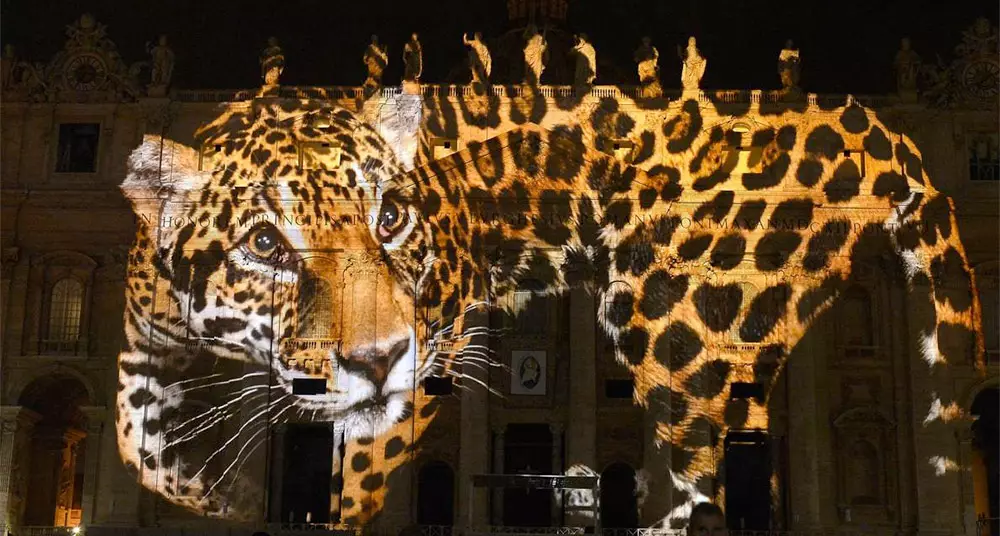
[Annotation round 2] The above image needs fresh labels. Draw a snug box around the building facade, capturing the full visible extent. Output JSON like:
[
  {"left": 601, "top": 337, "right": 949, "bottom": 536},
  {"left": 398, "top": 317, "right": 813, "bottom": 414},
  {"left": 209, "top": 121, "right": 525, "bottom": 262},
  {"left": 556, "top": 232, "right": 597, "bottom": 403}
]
[{"left": 1, "top": 9, "right": 998, "bottom": 536}]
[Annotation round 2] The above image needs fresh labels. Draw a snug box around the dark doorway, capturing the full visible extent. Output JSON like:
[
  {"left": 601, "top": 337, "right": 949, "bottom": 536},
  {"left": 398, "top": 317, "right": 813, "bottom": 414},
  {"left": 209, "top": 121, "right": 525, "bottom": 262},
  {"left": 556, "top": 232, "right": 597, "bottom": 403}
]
[
  {"left": 724, "top": 430, "right": 771, "bottom": 530},
  {"left": 600, "top": 463, "right": 638, "bottom": 528},
  {"left": 417, "top": 461, "right": 455, "bottom": 525},
  {"left": 18, "top": 374, "right": 91, "bottom": 527},
  {"left": 282, "top": 424, "right": 333, "bottom": 523},
  {"left": 503, "top": 423, "right": 554, "bottom": 527},
  {"left": 972, "top": 387, "right": 999, "bottom": 536}
]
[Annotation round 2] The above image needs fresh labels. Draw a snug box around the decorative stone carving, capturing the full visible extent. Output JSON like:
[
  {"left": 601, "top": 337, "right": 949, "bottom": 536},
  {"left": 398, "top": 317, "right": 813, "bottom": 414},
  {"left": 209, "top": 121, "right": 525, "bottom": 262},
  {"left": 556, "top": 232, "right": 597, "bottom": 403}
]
[
  {"left": 923, "top": 18, "right": 998, "bottom": 109},
  {"left": 2, "top": 247, "right": 19, "bottom": 273},
  {"left": 4, "top": 14, "right": 145, "bottom": 103},
  {"left": 403, "top": 33, "right": 423, "bottom": 83},
  {"left": 633, "top": 36, "right": 662, "bottom": 97},
  {"left": 523, "top": 24, "right": 548, "bottom": 84},
  {"left": 679, "top": 36, "right": 706, "bottom": 92},
  {"left": 463, "top": 32, "right": 492, "bottom": 85},
  {"left": 572, "top": 33, "right": 596, "bottom": 87},
  {"left": 147, "top": 34, "right": 174, "bottom": 97},
  {"left": 363, "top": 35, "right": 387, "bottom": 91},
  {"left": 260, "top": 36, "right": 284, "bottom": 87},
  {"left": 778, "top": 39, "right": 801, "bottom": 91}
]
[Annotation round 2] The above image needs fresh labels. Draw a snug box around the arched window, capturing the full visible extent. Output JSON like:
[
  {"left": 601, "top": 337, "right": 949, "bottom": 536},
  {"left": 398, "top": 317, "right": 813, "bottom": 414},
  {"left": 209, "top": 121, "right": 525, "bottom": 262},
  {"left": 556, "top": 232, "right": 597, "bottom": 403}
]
[
  {"left": 603, "top": 281, "right": 634, "bottom": 329},
  {"left": 600, "top": 462, "right": 638, "bottom": 529},
  {"left": 840, "top": 286, "right": 874, "bottom": 347},
  {"left": 48, "top": 278, "right": 84, "bottom": 342},
  {"left": 298, "top": 276, "right": 334, "bottom": 339},
  {"left": 729, "top": 281, "right": 758, "bottom": 343},
  {"left": 417, "top": 461, "right": 455, "bottom": 526},
  {"left": 509, "top": 279, "right": 547, "bottom": 337}
]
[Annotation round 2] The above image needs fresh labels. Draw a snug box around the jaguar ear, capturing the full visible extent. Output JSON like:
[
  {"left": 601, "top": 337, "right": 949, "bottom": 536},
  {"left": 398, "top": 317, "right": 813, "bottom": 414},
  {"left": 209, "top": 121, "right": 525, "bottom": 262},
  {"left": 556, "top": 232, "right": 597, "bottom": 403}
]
[
  {"left": 121, "top": 134, "right": 206, "bottom": 208},
  {"left": 372, "top": 94, "right": 422, "bottom": 171}
]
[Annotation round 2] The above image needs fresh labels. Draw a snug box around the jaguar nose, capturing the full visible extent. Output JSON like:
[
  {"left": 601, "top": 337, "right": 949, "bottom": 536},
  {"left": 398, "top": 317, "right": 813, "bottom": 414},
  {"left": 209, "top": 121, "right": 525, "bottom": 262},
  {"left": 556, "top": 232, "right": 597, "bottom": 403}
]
[{"left": 339, "top": 337, "right": 411, "bottom": 386}]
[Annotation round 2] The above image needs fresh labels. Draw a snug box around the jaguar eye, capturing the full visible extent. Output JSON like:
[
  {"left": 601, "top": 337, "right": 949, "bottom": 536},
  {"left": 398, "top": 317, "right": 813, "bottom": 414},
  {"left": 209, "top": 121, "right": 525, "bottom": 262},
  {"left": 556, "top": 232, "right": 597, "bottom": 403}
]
[
  {"left": 245, "top": 224, "right": 286, "bottom": 261},
  {"left": 377, "top": 198, "right": 407, "bottom": 240}
]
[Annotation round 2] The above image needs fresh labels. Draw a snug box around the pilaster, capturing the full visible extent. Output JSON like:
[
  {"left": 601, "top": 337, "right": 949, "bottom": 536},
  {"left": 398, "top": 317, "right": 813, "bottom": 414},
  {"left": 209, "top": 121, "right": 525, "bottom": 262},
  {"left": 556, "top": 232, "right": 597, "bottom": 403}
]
[
  {"left": 458, "top": 302, "right": 490, "bottom": 528},
  {"left": 565, "top": 286, "right": 596, "bottom": 527},
  {"left": 0, "top": 406, "right": 41, "bottom": 533}
]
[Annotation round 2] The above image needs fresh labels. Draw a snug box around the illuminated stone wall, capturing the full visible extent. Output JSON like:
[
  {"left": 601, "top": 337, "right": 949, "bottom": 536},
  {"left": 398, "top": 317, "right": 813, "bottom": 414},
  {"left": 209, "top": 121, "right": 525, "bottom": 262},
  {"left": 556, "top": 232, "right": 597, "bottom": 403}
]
[{"left": 0, "top": 15, "right": 997, "bottom": 536}]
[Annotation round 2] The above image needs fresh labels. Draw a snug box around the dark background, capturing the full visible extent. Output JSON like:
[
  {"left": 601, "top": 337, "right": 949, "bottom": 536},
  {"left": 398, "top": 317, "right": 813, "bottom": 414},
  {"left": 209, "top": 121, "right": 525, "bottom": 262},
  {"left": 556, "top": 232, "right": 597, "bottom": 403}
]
[{"left": 1, "top": 0, "right": 996, "bottom": 93}]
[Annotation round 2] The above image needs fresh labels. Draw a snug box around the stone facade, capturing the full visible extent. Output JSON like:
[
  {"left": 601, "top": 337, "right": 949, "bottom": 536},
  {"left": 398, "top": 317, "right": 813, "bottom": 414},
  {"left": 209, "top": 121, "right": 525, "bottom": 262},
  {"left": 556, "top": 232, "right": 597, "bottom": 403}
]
[{"left": 1, "top": 13, "right": 998, "bottom": 536}]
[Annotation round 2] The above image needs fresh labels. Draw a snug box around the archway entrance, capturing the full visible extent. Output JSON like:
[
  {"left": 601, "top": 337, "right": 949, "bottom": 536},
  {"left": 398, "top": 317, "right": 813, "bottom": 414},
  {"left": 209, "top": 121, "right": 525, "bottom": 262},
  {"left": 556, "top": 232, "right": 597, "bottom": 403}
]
[
  {"left": 971, "top": 387, "right": 999, "bottom": 536},
  {"left": 599, "top": 463, "right": 637, "bottom": 529},
  {"left": 17, "top": 374, "right": 91, "bottom": 527},
  {"left": 724, "top": 430, "right": 771, "bottom": 531}
]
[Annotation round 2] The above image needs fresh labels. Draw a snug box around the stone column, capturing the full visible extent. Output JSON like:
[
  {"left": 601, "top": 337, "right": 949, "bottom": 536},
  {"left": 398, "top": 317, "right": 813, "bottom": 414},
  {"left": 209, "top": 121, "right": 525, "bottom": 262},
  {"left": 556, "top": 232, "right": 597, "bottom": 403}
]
[
  {"left": 330, "top": 424, "right": 343, "bottom": 523},
  {"left": 491, "top": 426, "right": 505, "bottom": 524},
  {"left": 0, "top": 407, "right": 40, "bottom": 533},
  {"left": 458, "top": 299, "right": 491, "bottom": 528},
  {"left": 80, "top": 407, "right": 105, "bottom": 525},
  {"left": 784, "top": 285, "right": 824, "bottom": 530},
  {"left": 3, "top": 255, "right": 30, "bottom": 357},
  {"left": 269, "top": 423, "right": 287, "bottom": 522},
  {"left": 550, "top": 423, "right": 564, "bottom": 526},
  {"left": 886, "top": 280, "right": 916, "bottom": 531},
  {"left": 53, "top": 428, "right": 86, "bottom": 526},
  {"left": 904, "top": 276, "right": 964, "bottom": 536},
  {"left": 566, "top": 286, "right": 596, "bottom": 527}
]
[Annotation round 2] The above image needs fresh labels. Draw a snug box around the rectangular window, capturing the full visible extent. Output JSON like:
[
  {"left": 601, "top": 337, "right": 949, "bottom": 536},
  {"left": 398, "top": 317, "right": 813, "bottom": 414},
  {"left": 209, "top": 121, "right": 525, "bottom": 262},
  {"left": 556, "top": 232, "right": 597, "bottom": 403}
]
[
  {"left": 844, "top": 149, "right": 866, "bottom": 178},
  {"left": 423, "top": 376, "right": 453, "bottom": 396},
  {"left": 432, "top": 138, "right": 458, "bottom": 160},
  {"left": 55, "top": 123, "right": 100, "bottom": 173},
  {"left": 604, "top": 378, "right": 634, "bottom": 399},
  {"left": 730, "top": 382, "right": 765, "bottom": 401},
  {"left": 300, "top": 141, "right": 342, "bottom": 171},
  {"left": 292, "top": 378, "right": 326, "bottom": 395},
  {"left": 200, "top": 142, "right": 224, "bottom": 171},
  {"left": 970, "top": 133, "right": 1000, "bottom": 182}
]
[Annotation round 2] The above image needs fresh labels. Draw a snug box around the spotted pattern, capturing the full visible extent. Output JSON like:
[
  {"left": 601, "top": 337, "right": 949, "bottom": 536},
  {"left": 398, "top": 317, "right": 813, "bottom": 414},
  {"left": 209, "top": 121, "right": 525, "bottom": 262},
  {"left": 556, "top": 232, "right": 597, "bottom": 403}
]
[{"left": 117, "top": 85, "right": 984, "bottom": 526}]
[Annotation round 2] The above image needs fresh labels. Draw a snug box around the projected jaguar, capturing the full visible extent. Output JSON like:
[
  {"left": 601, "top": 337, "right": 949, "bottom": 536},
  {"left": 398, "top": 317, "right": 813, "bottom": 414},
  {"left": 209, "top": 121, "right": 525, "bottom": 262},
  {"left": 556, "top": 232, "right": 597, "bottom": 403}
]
[{"left": 116, "top": 90, "right": 984, "bottom": 523}]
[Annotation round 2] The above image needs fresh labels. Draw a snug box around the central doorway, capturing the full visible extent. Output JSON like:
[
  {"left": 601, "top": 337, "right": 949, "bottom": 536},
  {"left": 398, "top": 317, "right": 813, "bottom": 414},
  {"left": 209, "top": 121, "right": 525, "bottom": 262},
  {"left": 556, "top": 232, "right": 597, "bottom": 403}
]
[
  {"left": 503, "top": 423, "right": 553, "bottom": 527},
  {"left": 281, "top": 424, "right": 334, "bottom": 523},
  {"left": 724, "top": 430, "right": 771, "bottom": 530}
]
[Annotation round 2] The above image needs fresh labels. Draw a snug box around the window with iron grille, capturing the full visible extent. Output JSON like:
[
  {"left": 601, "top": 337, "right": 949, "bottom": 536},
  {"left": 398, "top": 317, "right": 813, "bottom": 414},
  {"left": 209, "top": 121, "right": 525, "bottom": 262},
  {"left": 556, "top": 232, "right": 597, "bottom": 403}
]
[
  {"left": 48, "top": 278, "right": 84, "bottom": 342},
  {"left": 55, "top": 123, "right": 100, "bottom": 173},
  {"left": 970, "top": 133, "right": 1000, "bottom": 182}
]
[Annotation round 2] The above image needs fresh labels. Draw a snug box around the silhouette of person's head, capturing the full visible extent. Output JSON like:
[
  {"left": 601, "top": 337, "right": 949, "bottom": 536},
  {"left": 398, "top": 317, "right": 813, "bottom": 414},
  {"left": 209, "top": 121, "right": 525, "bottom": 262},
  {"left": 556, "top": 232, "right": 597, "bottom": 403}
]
[{"left": 688, "top": 502, "right": 726, "bottom": 536}]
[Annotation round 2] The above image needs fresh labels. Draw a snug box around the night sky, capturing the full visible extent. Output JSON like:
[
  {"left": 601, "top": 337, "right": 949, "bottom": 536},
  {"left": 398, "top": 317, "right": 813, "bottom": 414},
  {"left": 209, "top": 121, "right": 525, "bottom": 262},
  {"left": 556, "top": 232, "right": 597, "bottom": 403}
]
[{"left": 2, "top": 0, "right": 996, "bottom": 94}]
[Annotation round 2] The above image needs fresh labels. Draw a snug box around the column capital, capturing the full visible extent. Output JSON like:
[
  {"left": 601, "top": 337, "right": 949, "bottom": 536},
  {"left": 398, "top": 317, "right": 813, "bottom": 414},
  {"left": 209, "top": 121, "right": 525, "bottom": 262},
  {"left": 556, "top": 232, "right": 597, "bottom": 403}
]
[
  {"left": 549, "top": 422, "right": 564, "bottom": 434},
  {"left": 0, "top": 405, "right": 42, "bottom": 432}
]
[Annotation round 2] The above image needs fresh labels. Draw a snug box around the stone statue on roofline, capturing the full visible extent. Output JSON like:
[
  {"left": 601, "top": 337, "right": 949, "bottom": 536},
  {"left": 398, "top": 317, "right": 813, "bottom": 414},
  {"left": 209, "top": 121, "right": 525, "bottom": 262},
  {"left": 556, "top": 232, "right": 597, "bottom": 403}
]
[
  {"left": 147, "top": 35, "right": 175, "bottom": 97},
  {"left": 678, "top": 36, "right": 706, "bottom": 93},
  {"left": 634, "top": 36, "right": 662, "bottom": 98},
  {"left": 778, "top": 39, "right": 801, "bottom": 92},
  {"left": 403, "top": 33, "right": 423, "bottom": 82},
  {"left": 463, "top": 31, "right": 492, "bottom": 84},
  {"left": 523, "top": 23, "right": 548, "bottom": 84},
  {"left": 572, "top": 33, "right": 596, "bottom": 87},
  {"left": 260, "top": 36, "right": 284, "bottom": 87},
  {"left": 894, "top": 37, "right": 921, "bottom": 100},
  {"left": 402, "top": 32, "right": 422, "bottom": 94},
  {"left": 363, "top": 34, "right": 388, "bottom": 97}
]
